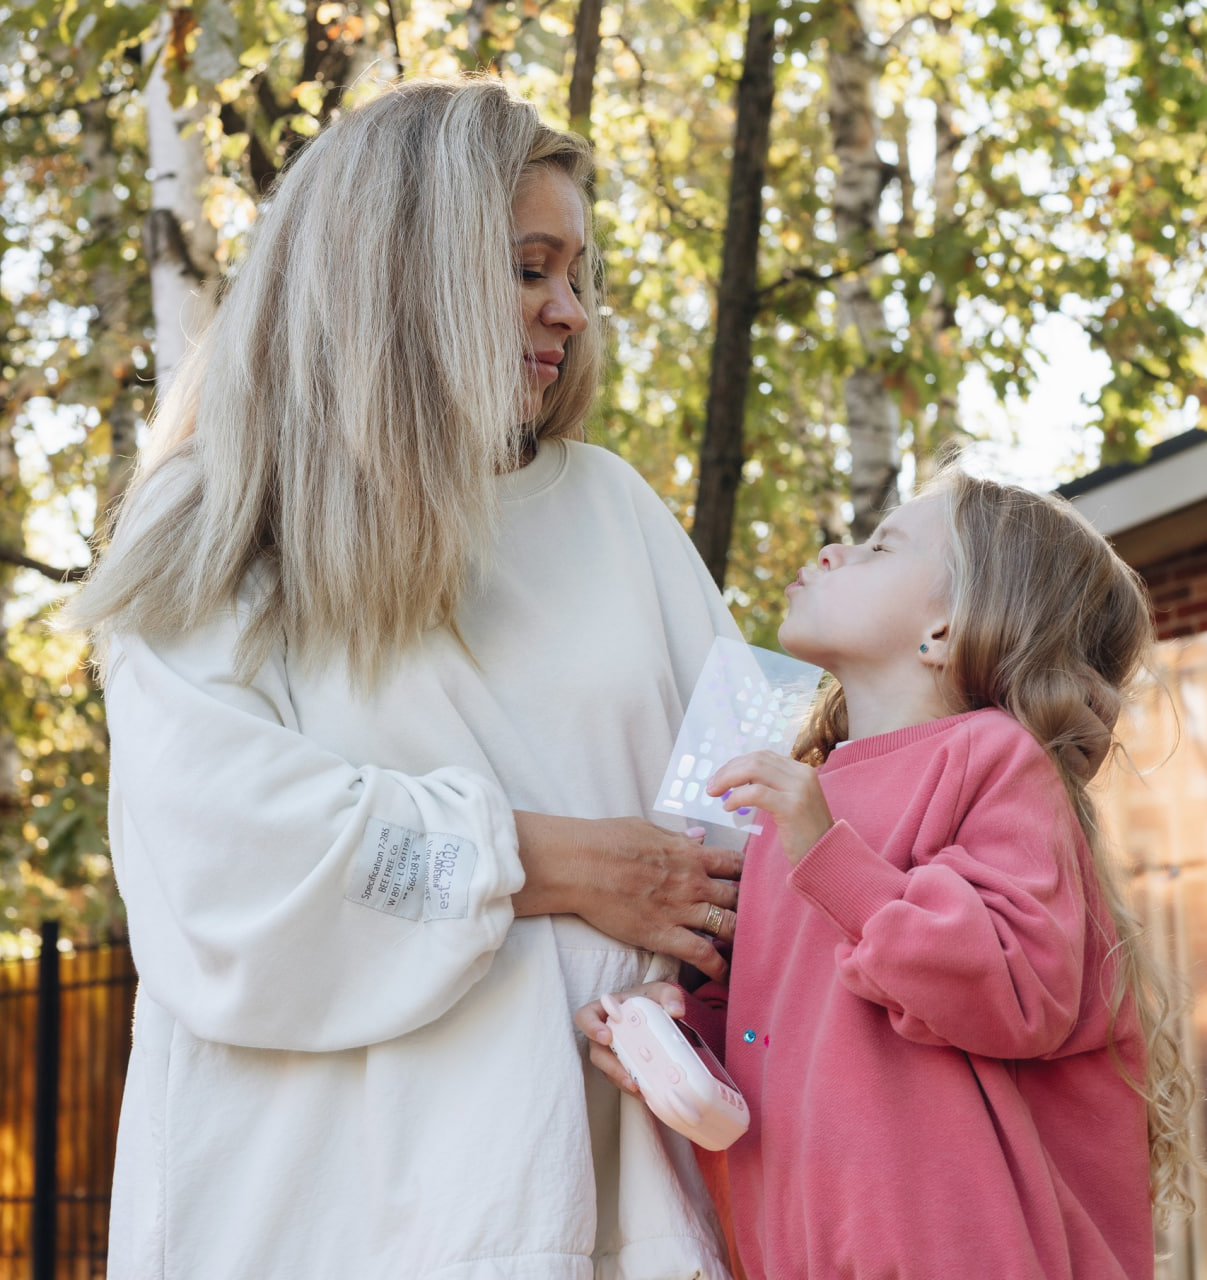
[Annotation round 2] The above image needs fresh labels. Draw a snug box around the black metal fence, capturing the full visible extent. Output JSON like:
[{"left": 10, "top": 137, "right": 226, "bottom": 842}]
[{"left": 0, "top": 923, "right": 135, "bottom": 1280}]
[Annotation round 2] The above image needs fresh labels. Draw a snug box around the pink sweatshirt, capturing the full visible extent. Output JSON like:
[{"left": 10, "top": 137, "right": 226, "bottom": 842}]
[{"left": 696, "top": 708, "right": 1153, "bottom": 1280}]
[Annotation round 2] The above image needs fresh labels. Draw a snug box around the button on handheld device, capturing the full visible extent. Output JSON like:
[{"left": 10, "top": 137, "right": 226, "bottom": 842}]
[{"left": 601, "top": 994, "right": 750, "bottom": 1151}]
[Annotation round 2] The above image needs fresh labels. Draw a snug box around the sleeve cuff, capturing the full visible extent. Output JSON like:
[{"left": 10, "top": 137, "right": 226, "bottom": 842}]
[{"left": 788, "top": 818, "right": 910, "bottom": 942}]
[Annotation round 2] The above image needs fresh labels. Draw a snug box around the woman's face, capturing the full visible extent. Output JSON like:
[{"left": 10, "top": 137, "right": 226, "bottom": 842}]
[{"left": 512, "top": 166, "right": 589, "bottom": 423}]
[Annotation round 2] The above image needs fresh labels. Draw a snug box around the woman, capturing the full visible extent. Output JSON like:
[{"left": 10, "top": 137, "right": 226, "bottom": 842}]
[{"left": 69, "top": 78, "right": 742, "bottom": 1279}]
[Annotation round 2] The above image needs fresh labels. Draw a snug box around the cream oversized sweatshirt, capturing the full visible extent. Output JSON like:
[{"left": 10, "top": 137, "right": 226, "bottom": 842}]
[{"left": 104, "top": 440, "right": 739, "bottom": 1280}]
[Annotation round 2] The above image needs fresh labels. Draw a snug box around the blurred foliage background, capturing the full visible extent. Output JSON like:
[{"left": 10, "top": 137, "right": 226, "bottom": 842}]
[{"left": 1, "top": 0, "right": 1205, "bottom": 949}]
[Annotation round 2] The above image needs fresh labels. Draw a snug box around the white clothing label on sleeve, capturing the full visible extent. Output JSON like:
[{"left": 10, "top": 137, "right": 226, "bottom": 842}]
[
  {"left": 349, "top": 819, "right": 477, "bottom": 921},
  {"left": 423, "top": 832, "right": 477, "bottom": 920}
]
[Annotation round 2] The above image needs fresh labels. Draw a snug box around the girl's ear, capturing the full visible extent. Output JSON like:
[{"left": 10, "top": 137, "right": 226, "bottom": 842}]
[{"left": 919, "top": 623, "right": 949, "bottom": 667}]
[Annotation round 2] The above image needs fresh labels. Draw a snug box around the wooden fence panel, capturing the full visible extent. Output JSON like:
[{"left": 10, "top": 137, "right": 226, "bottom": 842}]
[
  {"left": 0, "top": 952, "right": 38, "bottom": 1277},
  {"left": 0, "top": 934, "right": 135, "bottom": 1280}
]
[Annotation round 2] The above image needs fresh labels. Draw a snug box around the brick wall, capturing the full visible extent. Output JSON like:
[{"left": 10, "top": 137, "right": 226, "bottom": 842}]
[
  {"left": 1098, "top": 631, "right": 1207, "bottom": 1277},
  {"left": 1142, "top": 539, "right": 1207, "bottom": 641}
]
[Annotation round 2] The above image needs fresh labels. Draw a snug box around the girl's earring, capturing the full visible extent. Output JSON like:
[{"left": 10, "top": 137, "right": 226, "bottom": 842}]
[{"left": 919, "top": 643, "right": 929, "bottom": 653}]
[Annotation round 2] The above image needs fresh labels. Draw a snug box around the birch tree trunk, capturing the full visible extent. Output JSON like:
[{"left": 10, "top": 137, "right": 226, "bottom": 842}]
[
  {"left": 827, "top": 0, "right": 899, "bottom": 538},
  {"left": 916, "top": 70, "right": 961, "bottom": 480},
  {"left": 888, "top": 100, "right": 914, "bottom": 240},
  {"left": 143, "top": 13, "right": 219, "bottom": 397},
  {"left": 79, "top": 97, "right": 140, "bottom": 514},
  {"left": 691, "top": 2, "right": 776, "bottom": 587}
]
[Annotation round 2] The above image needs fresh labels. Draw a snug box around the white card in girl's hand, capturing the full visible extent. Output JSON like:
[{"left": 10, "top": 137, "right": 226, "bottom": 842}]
[{"left": 654, "top": 637, "right": 823, "bottom": 834}]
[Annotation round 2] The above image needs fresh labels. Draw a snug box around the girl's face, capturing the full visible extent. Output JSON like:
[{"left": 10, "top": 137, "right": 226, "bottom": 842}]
[
  {"left": 511, "top": 166, "right": 589, "bottom": 424},
  {"left": 779, "top": 494, "right": 953, "bottom": 679}
]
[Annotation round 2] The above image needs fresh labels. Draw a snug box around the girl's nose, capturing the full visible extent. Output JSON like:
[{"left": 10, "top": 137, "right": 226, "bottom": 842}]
[{"left": 818, "top": 543, "right": 843, "bottom": 570}]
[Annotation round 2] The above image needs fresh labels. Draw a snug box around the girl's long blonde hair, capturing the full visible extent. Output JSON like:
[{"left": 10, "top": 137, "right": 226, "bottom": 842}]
[
  {"left": 65, "top": 77, "right": 604, "bottom": 686},
  {"left": 796, "top": 467, "right": 1198, "bottom": 1223}
]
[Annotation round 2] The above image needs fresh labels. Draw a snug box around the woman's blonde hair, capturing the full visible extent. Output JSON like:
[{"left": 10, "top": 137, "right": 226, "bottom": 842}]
[
  {"left": 796, "top": 466, "right": 1198, "bottom": 1222},
  {"left": 66, "top": 76, "right": 604, "bottom": 685}
]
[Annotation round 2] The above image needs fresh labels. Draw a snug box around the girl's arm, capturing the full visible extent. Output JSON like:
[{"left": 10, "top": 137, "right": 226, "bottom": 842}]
[
  {"left": 710, "top": 739, "right": 1087, "bottom": 1061},
  {"left": 708, "top": 750, "right": 834, "bottom": 865}
]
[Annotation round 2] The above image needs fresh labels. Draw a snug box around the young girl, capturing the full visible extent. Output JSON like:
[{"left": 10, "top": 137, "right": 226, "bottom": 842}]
[{"left": 577, "top": 467, "right": 1197, "bottom": 1280}]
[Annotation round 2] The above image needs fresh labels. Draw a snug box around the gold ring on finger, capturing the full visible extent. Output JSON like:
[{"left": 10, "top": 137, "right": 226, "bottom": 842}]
[{"left": 703, "top": 903, "right": 725, "bottom": 937}]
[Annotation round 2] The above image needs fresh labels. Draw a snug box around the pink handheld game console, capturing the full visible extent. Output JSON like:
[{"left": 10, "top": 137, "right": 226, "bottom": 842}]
[{"left": 601, "top": 993, "right": 750, "bottom": 1151}]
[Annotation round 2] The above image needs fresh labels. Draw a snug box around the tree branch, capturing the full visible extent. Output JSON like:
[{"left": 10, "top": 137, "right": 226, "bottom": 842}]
[
  {"left": 876, "top": 7, "right": 940, "bottom": 51},
  {"left": 757, "top": 244, "right": 899, "bottom": 299},
  {"left": 218, "top": 101, "right": 278, "bottom": 193},
  {"left": 1078, "top": 318, "right": 1179, "bottom": 386},
  {"left": 0, "top": 547, "right": 88, "bottom": 584},
  {"left": 383, "top": 0, "right": 405, "bottom": 65},
  {"left": 1122, "top": 354, "right": 1174, "bottom": 384},
  {"left": 612, "top": 33, "right": 718, "bottom": 234},
  {"left": 1, "top": 84, "right": 129, "bottom": 123},
  {"left": 255, "top": 72, "right": 289, "bottom": 126},
  {"left": 144, "top": 207, "right": 214, "bottom": 285}
]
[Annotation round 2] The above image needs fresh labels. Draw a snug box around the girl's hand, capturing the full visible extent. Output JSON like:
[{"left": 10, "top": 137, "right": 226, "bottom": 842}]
[
  {"left": 512, "top": 814, "right": 742, "bottom": 981},
  {"left": 574, "top": 981, "right": 686, "bottom": 1094},
  {"left": 707, "top": 750, "right": 834, "bottom": 866}
]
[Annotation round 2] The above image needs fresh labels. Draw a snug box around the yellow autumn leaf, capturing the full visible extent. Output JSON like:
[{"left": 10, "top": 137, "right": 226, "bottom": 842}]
[{"left": 291, "top": 81, "right": 325, "bottom": 116}]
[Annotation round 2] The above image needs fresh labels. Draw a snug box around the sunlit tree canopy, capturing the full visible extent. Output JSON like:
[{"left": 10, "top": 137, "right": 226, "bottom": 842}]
[{"left": 2, "top": 0, "right": 1204, "bottom": 945}]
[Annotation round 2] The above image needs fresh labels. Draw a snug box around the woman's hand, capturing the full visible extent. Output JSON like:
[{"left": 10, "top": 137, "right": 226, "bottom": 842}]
[
  {"left": 512, "top": 813, "right": 742, "bottom": 981},
  {"left": 574, "top": 981, "right": 686, "bottom": 1094},
  {"left": 707, "top": 750, "right": 834, "bottom": 866}
]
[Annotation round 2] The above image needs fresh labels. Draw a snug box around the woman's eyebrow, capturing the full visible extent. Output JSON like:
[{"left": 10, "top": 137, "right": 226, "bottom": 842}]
[{"left": 516, "top": 232, "right": 586, "bottom": 257}]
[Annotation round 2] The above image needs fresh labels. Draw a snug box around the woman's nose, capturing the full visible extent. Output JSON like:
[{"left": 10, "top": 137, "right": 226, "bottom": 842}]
[{"left": 542, "top": 284, "right": 588, "bottom": 334}]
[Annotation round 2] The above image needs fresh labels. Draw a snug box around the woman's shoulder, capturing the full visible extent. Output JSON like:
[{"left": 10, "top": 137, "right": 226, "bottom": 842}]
[
  {"left": 563, "top": 438, "right": 644, "bottom": 482},
  {"left": 502, "top": 438, "right": 641, "bottom": 502},
  {"left": 561, "top": 440, "right": 682, "bottom": 514}
]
